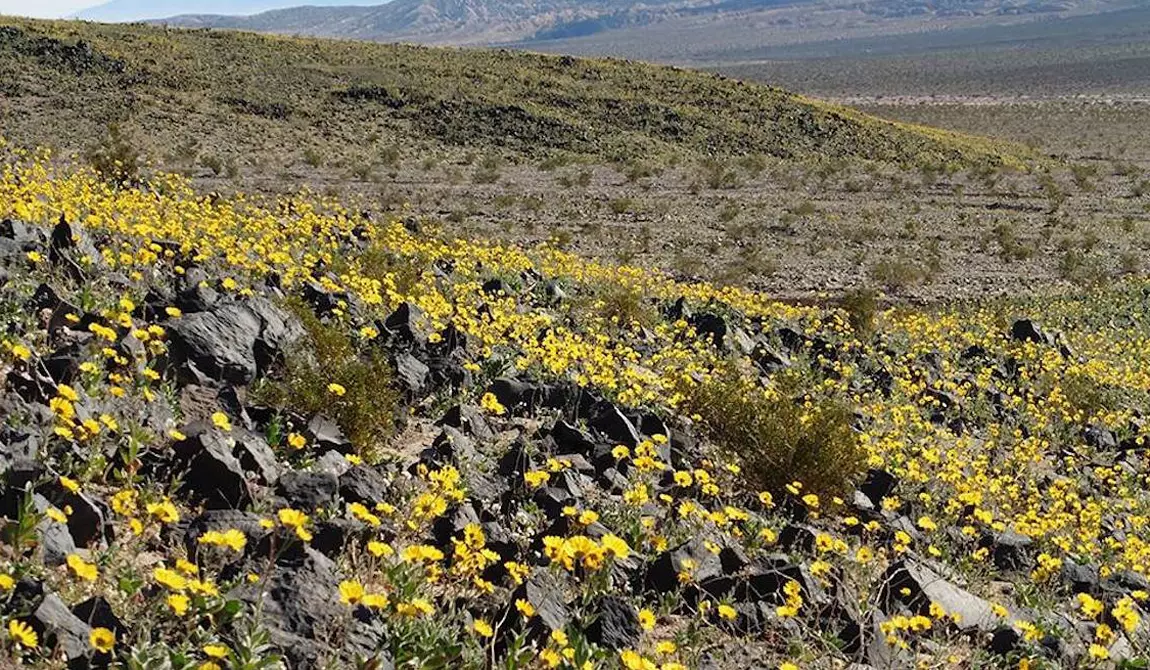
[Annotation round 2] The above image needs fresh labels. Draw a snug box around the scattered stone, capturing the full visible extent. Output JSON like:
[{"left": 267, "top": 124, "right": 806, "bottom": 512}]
[
  {"left": 394, "top": 352, "right": 430, "bottom": 395},
  {"left": 383, "top": 302, "right": 426, "bottom": 346},
  {"left": 858, "top": 469, "right": 897, "bottom": 508},
  {"left": 173, "top": 427, "right": 252, "bottom": 509},
  {"left": 1010, "top": 319, "right": 1053, "bottom": 346},
  {"left": 438, "top": 404, "right": 494, "bottom": 441},
  {"left": 511, "top": 571, "right": 570, "bottom": 636},
  {"left": 232, "top": 428, "right": 281, "bottom": 485},
  {"left": 307, "top": 414, "right": 353, "bottom": 453},
  {"left": 276, "top": 470, "right": 339, "bottom": 511},
  {"left": 882, "top": 559, "right": 998, "bottom": 633},
  {"left": 33, "top": 493, "right": 77, "bottom": 565},
  {"left": 339, "top": 465, "right": 390, "bottom": 505},
  {"left": 168, "top": 298, "right": 301, "bottom": 384},
  {"left": 646, "top": 537, "right": 724, "bottom": 593},
  {"left": 983, "top": 530, "right": 1034, "bottom": 571},
  {"left": 1084, "top": 424, "right": 1118, "bottom": 451},
  {"left": 31, "top": 592, "right": 92, "bottom": 662},
  {"left": 584, "top": 595, "right": 640, "bottom": 650},
  {"left": 590, "top": 402, "right": 641, "bottom": 448}
]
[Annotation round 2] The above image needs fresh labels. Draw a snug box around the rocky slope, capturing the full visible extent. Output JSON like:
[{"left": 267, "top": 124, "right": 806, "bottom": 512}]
[{"left": 1, "top": 133, "right": 1150, "bottom": 667}]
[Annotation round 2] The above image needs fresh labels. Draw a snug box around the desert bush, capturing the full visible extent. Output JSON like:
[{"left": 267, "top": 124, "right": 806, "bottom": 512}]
[
  {"left": 991, "top": 222, "right": 1035, "bottom": 261},
  {"left": 685, "top": 365, "right": 864, "bottom": 500},
  {"left": 472, "top": 154, "right": 503, "bottom": 184},
  {"left": 86, "top": 122, "right": 142, "bottom": 185},
  {"left": 718, "top": 200, "right": 741, "bottom": 223},
  {"left": 789, "top": 200, "right": 818, "bottom": 217},
  {"left": 356, "top": 242, "right": 425, "bottom": 298},
  {"left": 868, "top": 256, "right": 925, "bottom": 292},
  {"left": 623, "top": 161, "right": 659, "bottom": 183},
  {"left": 200, "top": 154, "right": 224, "bottom": 176},
  {"left": 538, "top": 153, "right": 574, "bottom": 172},
  {"left": 838, "top": 287, "right": 880, "bottom": 337},
  {"left": 519, "top": 195, "right": 544, "bottom": 213},
  {"left": 573, "top": 281, "right": 657, "bottom": 328},
  {"left": 713, "top": 245, "right": 779, "bottom": 286},
  {"left": 1118, "top": 250, "right": 1142, "bottom": 275},
  {"left": 557, "top": 168, "right": 593, "bottom": 188},
  {"left": 302, "top": 147, "right": 325, "bottom": 168},
  {"left": 737, "top": 154, "right": 767, "bottom": 179},
  {"left": 608, "top": 197, "right": 636, "bottom": 215},
  {"left": 1070, "top": 164, "right": 1097, "bottom": 192},
  {"left": 1057, "top": 249, "right": 1109, "bottom": 286},
  {"left": 252, "top": 299, "right": 399, "bottom": 458},
  {"left": 697, "top": 159, "right": 741, "bottom": 190},
  {"left": 1038, "top": 172, "right": 1067, "bottom": 212},
  {"left": 349, "top": 161, "right": 374, "bottom": 182},
  {"left": 493, "top": 194, "right": 518, "bottom": 209},
  {"left": 379, "top": 145, "right": 402, "bottom": 167}
]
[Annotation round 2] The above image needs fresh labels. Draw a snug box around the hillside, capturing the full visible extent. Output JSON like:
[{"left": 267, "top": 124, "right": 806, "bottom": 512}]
[
  {"left": 0, "top": 18, "right": 1030, "bottom": 170},
  {"left": 3, "top": 113, "right": 1150, "bottom": 669}
]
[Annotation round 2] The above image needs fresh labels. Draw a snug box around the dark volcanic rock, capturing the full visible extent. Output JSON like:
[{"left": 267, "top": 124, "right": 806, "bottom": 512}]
[
  {"left": 858, "top": 469, "right": 897, "bottom": 508},
  {"left": 173, "top": 426, "right": 252, "bottom": 509},
  {"left": 233, "top": 547, "right": 353, "bottom": 666},
  {"left": 590, "top": 402, "right": 641, "bottom": 448},
  {"left": 276, "top": 470, "right": 339, "bottom": 511},
  {"left": 1084, "top": 424, "right": 1118, "bottom": 451},
  {"left": 511, "top": 571, "right": 570, "bottom": 636},
  {"left": 33, "top": 493, "right": 77, "bottom": 565},
  {"left": 72, "top": 596, "right": 125, "bottom": 639},
  {"left": 233, "top": 428, "right": 280, "bottom": 485},
  {"left": 1010, "top": 319, "right": 1054, "bottom": 346},
  {"left": 982, "top": 530, "right": 1035, "bottom": 571},
  {"left": 383, "top": 302, "right": 426, "bottom": 346},
  {"left": 690, "top": 312, "right": 727, "bottom": 348},
  {"left": 307, "top": 414, "right": 353, "bottom": 454},
  {"left": 394, "top": 352, "right": 430, "bottom": 395},
  {"left": 646, "top": 537, "right": 724, "bottom": 593},
  {"left": 584, "top": 595, "right": 640, "bottom": 650},
  {"left": 339, "top": 465, "right": 390, "bottom": 505},
  {"left": 438, "top": 404, "right": 495, "bottom": 441},
  {"left": 184, "top": 509, "right": 266, "bottom": 560},
  {"left": 31, "top": 592, "right": 92, "bottom": 662},
  {"left": 167, "top": 297, "right": 302, "bottom": 384}
]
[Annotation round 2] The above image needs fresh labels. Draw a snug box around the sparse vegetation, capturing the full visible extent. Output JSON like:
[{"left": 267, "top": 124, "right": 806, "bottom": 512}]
[
  {"left": 686, "top": 365, "right": 865, "bottom": 501},
  {"left": 253, "top": 299, "right": 400, "bottom": 458}
]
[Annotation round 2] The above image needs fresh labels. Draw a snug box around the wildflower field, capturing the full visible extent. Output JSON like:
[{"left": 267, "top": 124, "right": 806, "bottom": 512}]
[{"left": 2, "top": 139, "right": 1150, "bottom": 670}]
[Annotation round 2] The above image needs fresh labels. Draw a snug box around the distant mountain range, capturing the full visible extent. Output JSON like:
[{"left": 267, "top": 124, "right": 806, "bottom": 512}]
[
  {"left": 72, "top": 1, "right": 381, "bottom": 23},
  {"left": 145, "top": 0, "right": 1146, "bottom": 56}
]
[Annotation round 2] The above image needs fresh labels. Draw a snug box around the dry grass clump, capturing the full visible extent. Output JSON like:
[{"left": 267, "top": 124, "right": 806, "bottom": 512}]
[{"left": 686, "top": 365, "right": 865, "bottom": 500}]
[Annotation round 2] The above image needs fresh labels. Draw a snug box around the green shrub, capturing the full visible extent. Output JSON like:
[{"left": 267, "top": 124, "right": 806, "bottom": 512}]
[
  {"left": 568, "top": 278, "right": 656, "bottom": 328},
  {"left": 868, "top": 257, "right": 925, "bottom": 292},
  {"left": 838, "top": 287, "right": 879, "bottom": 338},
  {"left": 685, "top": 366, "right": 864, "bottom": 500},
  {"left": 252, "top": 299, "right": 399, "bottom": 459},
  {"left": 608, "top": 197, "right": 636, "bottom": 215},
  {"left": 86, "top": 122, "right": 142, "bottom": 186}
]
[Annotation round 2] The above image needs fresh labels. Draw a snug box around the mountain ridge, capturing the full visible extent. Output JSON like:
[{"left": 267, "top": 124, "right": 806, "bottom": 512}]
[
  {"left": 73, "top": 0, "right": 382, "bottom": 23},
  {"left": 151, "top": 0, "right": 1142, "bottom": 52}
]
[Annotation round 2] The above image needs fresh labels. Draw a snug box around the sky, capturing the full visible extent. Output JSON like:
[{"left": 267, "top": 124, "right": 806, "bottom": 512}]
[{"left": 0, "top": 0, "right": 94, "bottom": 17}]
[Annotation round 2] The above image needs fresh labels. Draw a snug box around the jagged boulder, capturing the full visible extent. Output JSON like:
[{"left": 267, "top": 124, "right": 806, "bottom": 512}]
[{"left": 167, "top": 297, "right": 302, "bottom": 384}]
